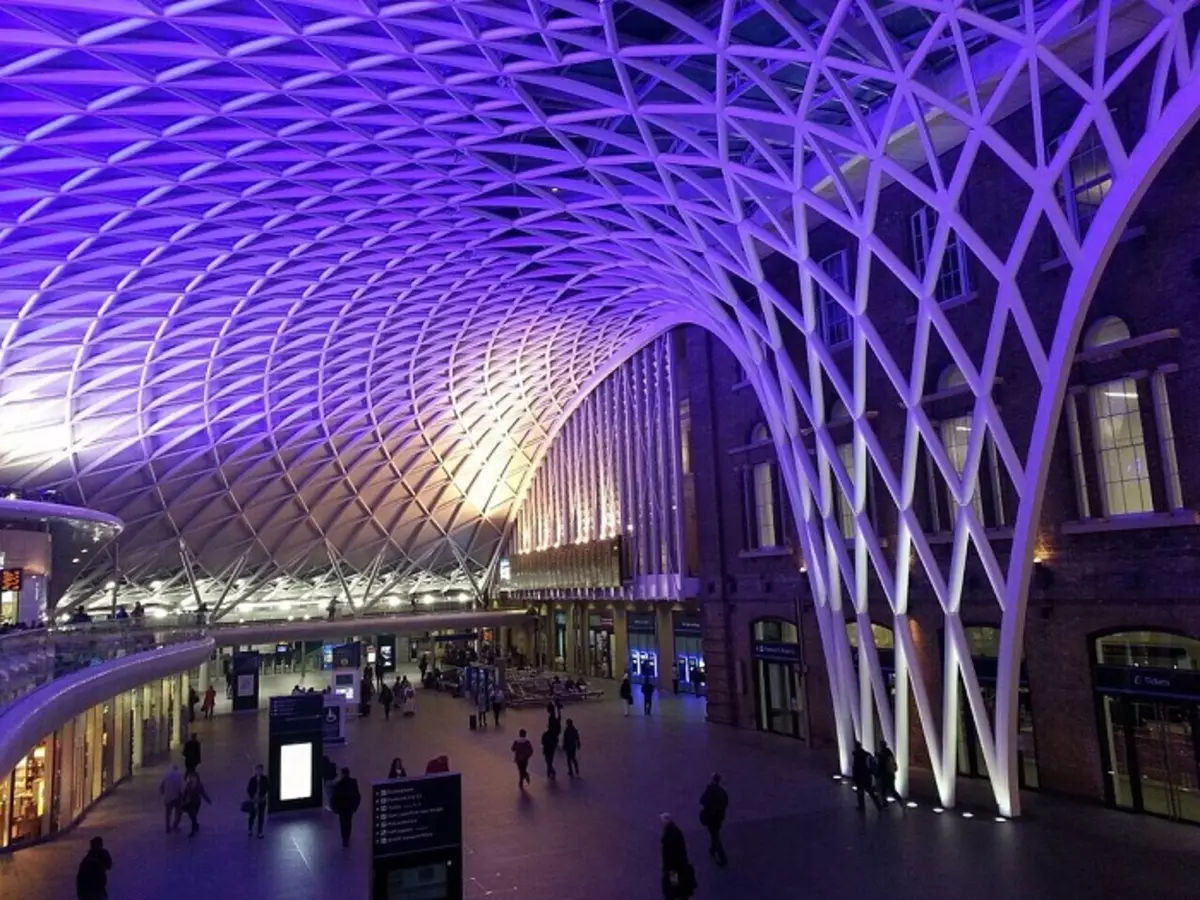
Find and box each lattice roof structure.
[1,0,1198,815]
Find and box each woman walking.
[180,770,212,837]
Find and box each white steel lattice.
[0,0,1198,814]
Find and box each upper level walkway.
[1,669,1197,900]
[0,607,533,711]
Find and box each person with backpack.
[379,681,394,720]
[511,729,534,789]
[75,836,112,900]
[330,766,362,848]
[875,740,897,807]
[619,673,634,716]
[562,718,582,777]
[851,740,882,811]
[699,773,729,866]
[180,770,212,836]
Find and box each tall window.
[1052,127,1112,240]
[836,442,855,538]
[929,366,1003,529]
[1090,377,1153,516]
[911,205,969,304]
[939,415,986,523]
[817,250,851,347]
[1079,318,1155,517]
[753,461,778,548]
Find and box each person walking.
[187,686,199,723]
[619,673,634,717]
[201,685,216,720]
[246,763,269,838]
[851,740,882,811]
[330,767,361,848]
[183,733,201,774]
[418,653,429,684]
[379,681,394,720]
[159,764,184,833]
[180,769,212,836]
[562,718,582,777]
[545,701,562,743]
[642,676,655,715]
[875,740,897,807]
[388,757,407,779]
[699,773,729,866]
[511,729,533,789]
[540,725,558,779]
[660,814,696,899]
[490,684,505,726]
[476,686,489,730]
[321,755,338,810]
[75,836,112,900]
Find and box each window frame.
[816,249,852,348]
[1050,128,1113,241]
[910,205,970,305]
[1087,376,1155,518]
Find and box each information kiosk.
[268,694,324,813]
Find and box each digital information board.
[268,694,324,813]
[371,772,463,900]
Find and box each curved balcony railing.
[0,622,203,710]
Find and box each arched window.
[938,364,967,391]
[1086,316,1131,349]
[750,422,771,445]
[1095,630,1200,669]
[742,424,782,551]
[752,460,778,548]
[830,399,850,422]
[753,618,799,643]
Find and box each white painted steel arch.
[0,0,1198,814]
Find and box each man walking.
[851,740,882,811]
[75,836,112,900]
[562,718,582,777]
[876,740,897,806]
[330,767,362,848]
[379,681,394,720]
[642,676,655,715]
[246,763,270,838]
[699,773,728,866]
[540,725,558,779]
[511,729,533,789]
[183,733,202,775]
[159,764,184,833]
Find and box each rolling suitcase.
[469,714,477,731]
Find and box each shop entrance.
[627,613,658,683]
[1094,631,1200,824]
[587,614,614,679]
[751,619,804,739]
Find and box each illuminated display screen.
[1,569,22,592]
[278,742,314,802]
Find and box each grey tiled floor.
[3,669,1199,899]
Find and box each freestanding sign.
[231,651,261,711]
[268,694,324,813]
[377,635,397,674]
[371,772,463,900]
[323,693,347,745]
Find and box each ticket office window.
[628,631,658,682]
[674,633,705,694]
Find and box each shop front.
[1093,630,1200,824]
[587,613,614,679]
[554,611,567,671]
[627,613,658,683]
[1,677,163,852]
[672,613,705,695]
[751,618,804,739]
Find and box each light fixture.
[71,557,80,563]
[906,801,918,809]
[961,811,974,819]
[994,816,1007,823]
[933,807,945,814]
[105,581,116,590]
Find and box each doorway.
[755,659,801,737]
[1094,630,1200,823]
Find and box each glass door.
[756,660,801,738]
[1102,696,1200,822]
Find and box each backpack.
[513,740,533,763]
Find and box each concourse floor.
[2,677,1198,900]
